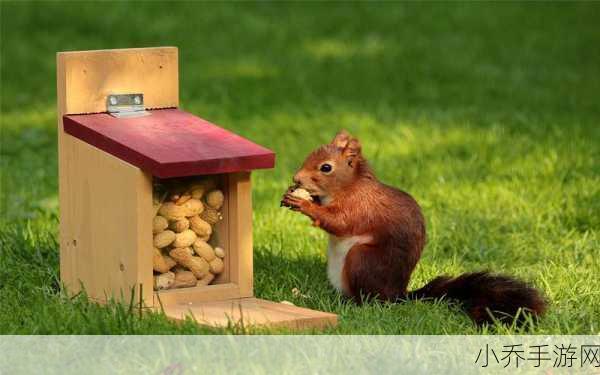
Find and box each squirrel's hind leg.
[342,244,409,303]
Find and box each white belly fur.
[327,235,372,292]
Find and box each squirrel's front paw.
[281,192,302,210]
[281,192,312,212]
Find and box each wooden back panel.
[57,47,178,115]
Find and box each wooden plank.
[58,136,154,304]
[63,109,276,178]
[160,298,338,330]
[228,172,253,298]
[58,47,178,115]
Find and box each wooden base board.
[159,297,337,331]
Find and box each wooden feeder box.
[56,47,337,330]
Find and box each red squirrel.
[281,130,546,325]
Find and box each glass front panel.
[152,175,228,291]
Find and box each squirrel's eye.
[320,163,333,173]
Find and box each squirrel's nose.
[293,174,302,186]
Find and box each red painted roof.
[63,108,275,178]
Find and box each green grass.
[1,2,599,334]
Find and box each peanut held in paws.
[281,186,313,208]
[289,187,313,201]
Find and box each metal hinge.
[107,93,150,118]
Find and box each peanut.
[164,256,176,269]
[169,247,210,279]
[197,272,215,286]
[205,190,224,210]
[209,257,224,274]
[154,230,176,248]
[193,240,216,262]
[200,208,222,225]
[154,272,175,291]
[172,229,197,248]
[172,265,188,273]
[182,198,204,217]
[189,187,205,200]
[171,270,197,289]
[158,202,187,221]
[153,247,176,273]
[189,216,212,241]
[170,218,190,233]
[187,181,212,200]
[153,216,169,234]
[175,194,192,206]
[214,247,225,259]
[189,179,216,195]
[290,187,313,201]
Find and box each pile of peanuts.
[152,178,225,291]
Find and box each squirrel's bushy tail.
[406,271,547,325]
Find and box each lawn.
[0,2,598,334]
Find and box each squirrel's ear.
[330,130,352,149]
[343,138,362,160]
[331,130,361,161]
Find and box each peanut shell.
[175,194,192,206]
[197,272,215,286]
[158,202,187,221]
[290,188,313,201]
[170,218,190,233]
[154,230,176,248]
[189,187,205,200]
[172,229,197,248]
[182,198,204,217]
[209,257,224,274]
[172,270,197,289]
[153,247,176,273]
[193,240,216,262]
[169,248,210,279]
[214,247,225,259]
[189,179,216,195]
[205,190,224,210]
[189,216,212,241]
[154,272,175,291]
[153,216,169,234]
[200,208,222,225]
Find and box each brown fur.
[281,130,547,325]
